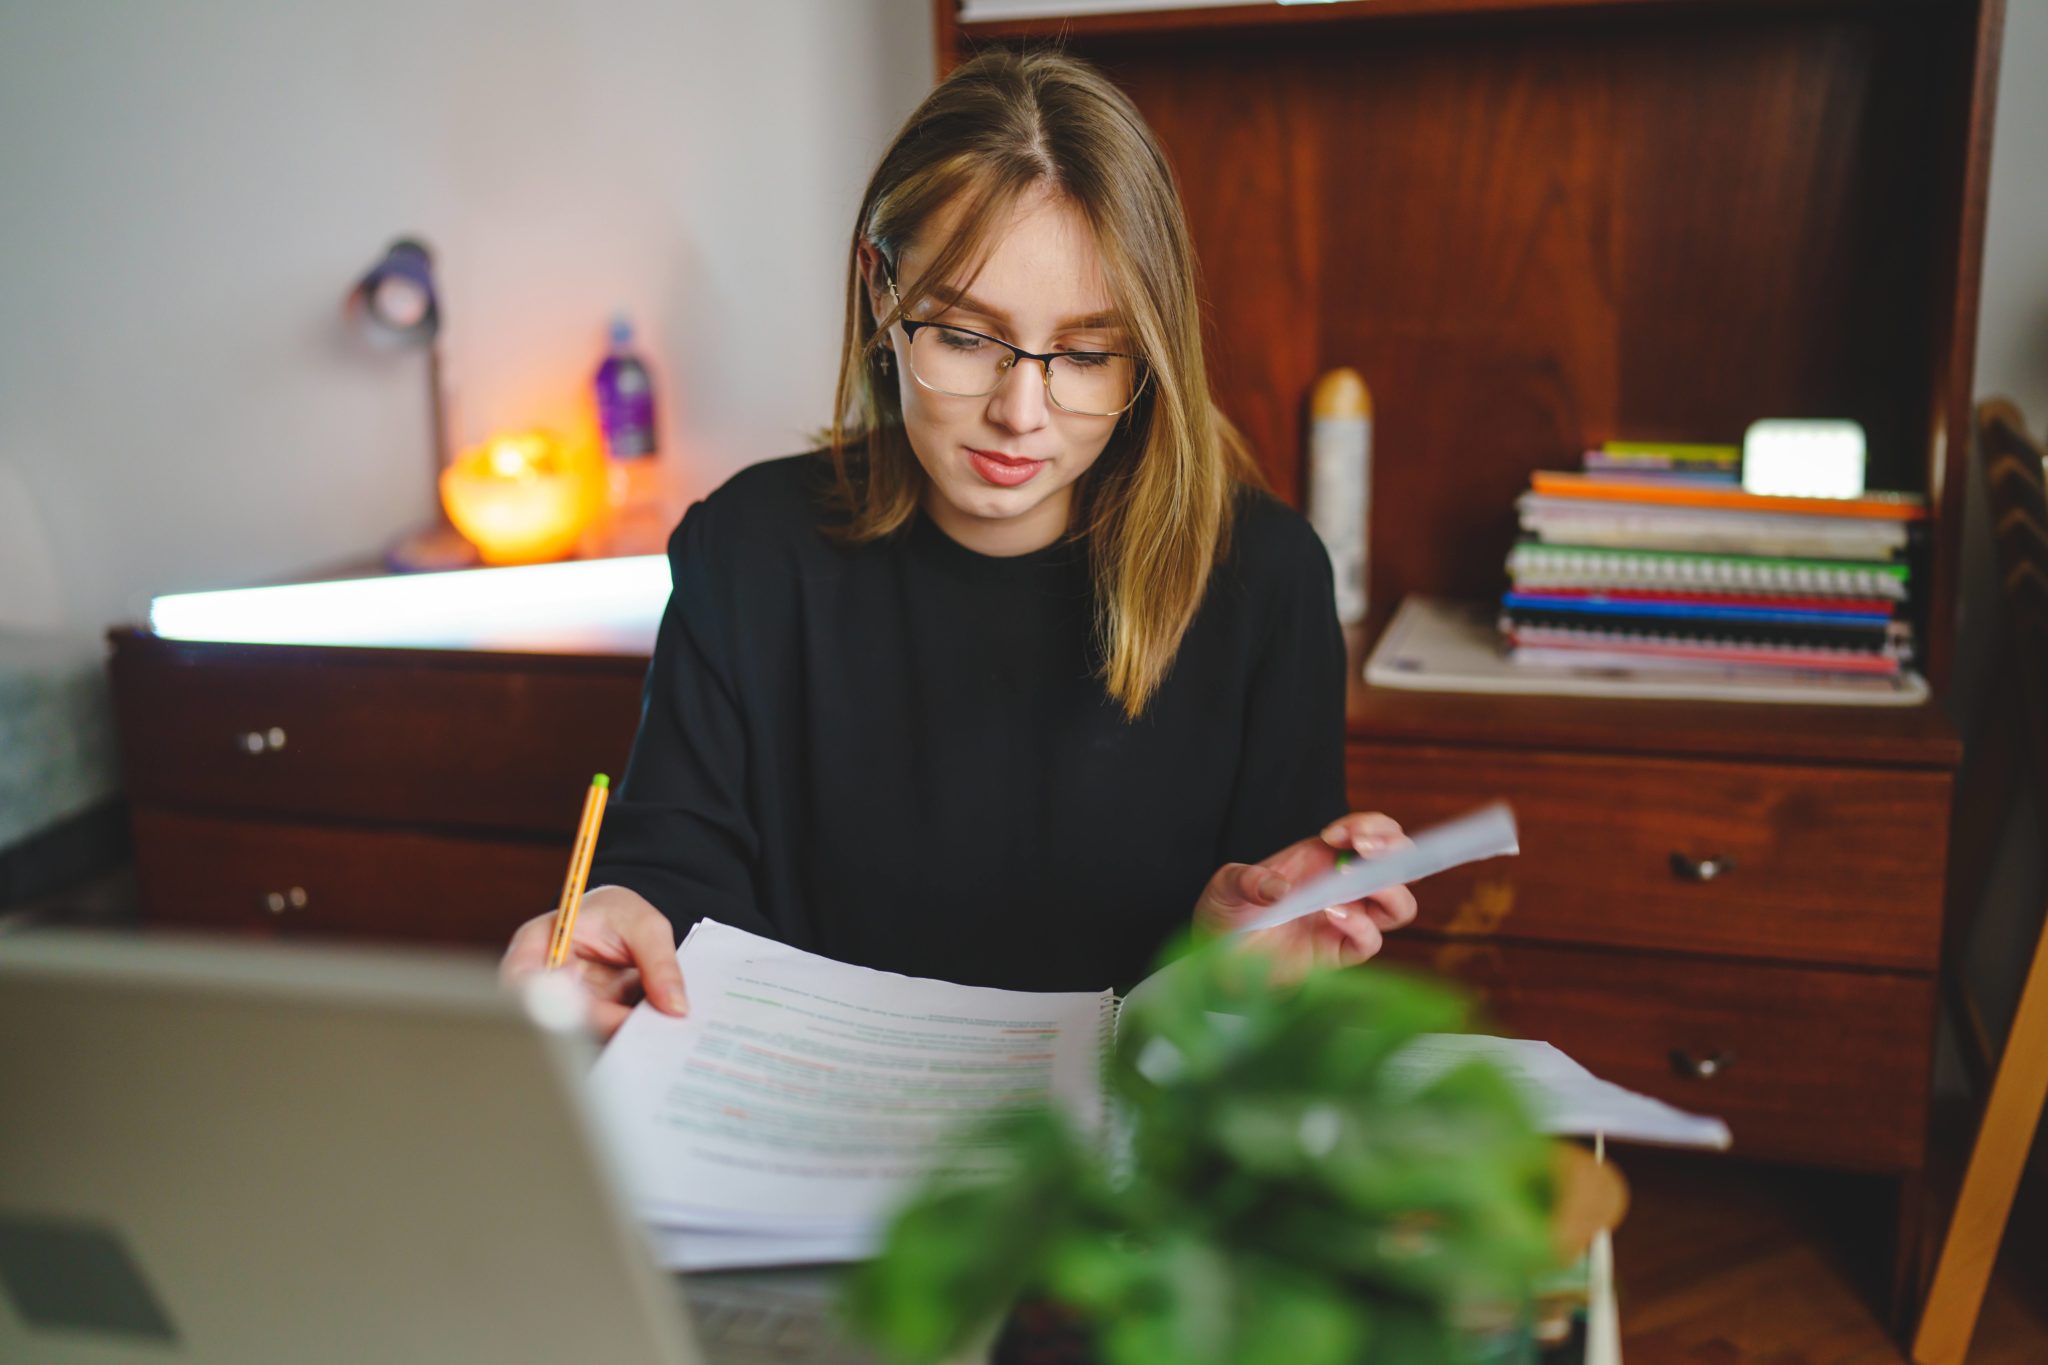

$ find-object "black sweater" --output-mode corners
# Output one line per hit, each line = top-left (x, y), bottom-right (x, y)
(588, 452), (1347, 993)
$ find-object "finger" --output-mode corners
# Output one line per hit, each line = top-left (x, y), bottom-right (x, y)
(1360, 883), (1419, 931)
(1196, 863), (1285, 930)
(1239, 863), (1290, 905)
(1320, 812), (1406, 854)
(1327, 908), (1385, 965)
(1259, 838), (1329, 884)
(616, 909), (689, 1015)
(500, 912), (559, 978)
(1217, 862), (1288, 909)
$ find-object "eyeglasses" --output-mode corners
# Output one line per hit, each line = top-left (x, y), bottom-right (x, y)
(885, 277), (1146, 418)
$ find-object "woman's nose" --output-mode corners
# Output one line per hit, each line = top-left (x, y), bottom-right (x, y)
(984, 357), (1050, 434)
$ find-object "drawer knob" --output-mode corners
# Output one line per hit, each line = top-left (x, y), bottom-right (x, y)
(263, 887), (309, 914)
(238, 727), (289, 755)
(1669, 851), (1735, 882)
(1671, 1049), (1734, 1080)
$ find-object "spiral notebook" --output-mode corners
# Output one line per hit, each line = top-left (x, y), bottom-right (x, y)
(1507, 543), (1910, 599)
(1517, 499), (1911, 559)
(1368, 596), (1930, 704)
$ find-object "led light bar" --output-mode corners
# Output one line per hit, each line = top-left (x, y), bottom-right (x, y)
(149, 555), (672, 655)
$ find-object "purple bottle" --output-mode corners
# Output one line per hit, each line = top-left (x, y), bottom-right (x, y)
(596, 313), (657, 457)
(595, 312), (666, 553)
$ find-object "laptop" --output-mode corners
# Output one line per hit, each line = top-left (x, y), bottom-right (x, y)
(0, 929), (881, 1365)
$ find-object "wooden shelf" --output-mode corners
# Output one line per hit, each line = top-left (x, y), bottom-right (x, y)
(952, 0), (1906, 45)
(1346, 675), (1960, 768)
(1336, 604), (1962, 767)
(109, 629), (650, 681)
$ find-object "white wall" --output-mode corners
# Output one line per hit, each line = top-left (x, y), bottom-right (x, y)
(0, 0), (931, 631)
(1975, 2), (2048, 423)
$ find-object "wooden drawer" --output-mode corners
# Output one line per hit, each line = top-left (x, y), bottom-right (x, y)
(111, 637), (645, 835)
(131, 806), (564, 947)
(1348, 743), (1949, 971)
(1380, 935), (1934, 1171)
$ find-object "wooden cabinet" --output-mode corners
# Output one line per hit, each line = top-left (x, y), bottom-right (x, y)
(1340, 683), (1957, 1177)
(116, 642), (646, 833)
(108, 632), (648, 948)
(1377, 935), (1938, 1172)
(128, 806), (569, 947)
(1348, 742), (1951, 971)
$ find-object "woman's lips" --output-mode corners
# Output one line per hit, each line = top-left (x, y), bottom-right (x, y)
(967, 447), (1046, 488)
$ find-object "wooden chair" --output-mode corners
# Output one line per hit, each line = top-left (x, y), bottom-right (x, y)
(1913, 399), (2048, 1364)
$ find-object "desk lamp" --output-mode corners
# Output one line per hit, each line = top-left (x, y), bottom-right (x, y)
(347, 238), (479, 572)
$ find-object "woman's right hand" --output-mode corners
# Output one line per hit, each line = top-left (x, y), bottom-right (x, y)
(500, 885), (690, 1041)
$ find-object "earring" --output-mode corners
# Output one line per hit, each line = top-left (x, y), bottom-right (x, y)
(878, 349), (893, 375)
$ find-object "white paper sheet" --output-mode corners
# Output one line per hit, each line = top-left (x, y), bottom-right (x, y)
(1229, 802), (1521, 936)
(647, 1224), (881, 1273)
(1386, 1034), (1732, 1150)
(591, 921), (1113, 1231)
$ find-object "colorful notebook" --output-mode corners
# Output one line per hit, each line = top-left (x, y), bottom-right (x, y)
(1529, 471), (1928, 522)
(1502, 592), (1895, 629)
(1512, 587), (1899, 615)
(1499, 605), (1907, 655)
(1516, 497), (1910, 560)
(1368, 596), (1929, 704)
(1506, 543), (1910, 599)
(1501, 624), (1906, 678)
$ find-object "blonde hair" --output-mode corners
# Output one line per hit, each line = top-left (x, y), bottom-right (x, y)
(823, 48), (1261, 720)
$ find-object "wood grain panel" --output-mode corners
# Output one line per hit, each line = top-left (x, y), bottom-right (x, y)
(1019, 0), (1962, 672)
(1350, 743), (1951, 969)
(1112, 57), (1324, 505)
(1378, 935), (1935, 1170)
(1346, 662), (1961, 768)
(131, 806), (562, 947)
(110, 633), (646, 836)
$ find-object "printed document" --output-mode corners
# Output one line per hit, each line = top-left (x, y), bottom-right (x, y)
(591, 920), (1112, 1235)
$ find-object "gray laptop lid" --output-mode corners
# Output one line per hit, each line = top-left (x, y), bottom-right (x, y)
(0, 930), (697, 1365)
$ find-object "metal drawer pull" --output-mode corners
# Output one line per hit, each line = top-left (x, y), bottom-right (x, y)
(262, 887), (309, 914)
(238, 727), (289, 755)
(1669, 851), (1734, 882)
(1671, 1049), (1734, 1079)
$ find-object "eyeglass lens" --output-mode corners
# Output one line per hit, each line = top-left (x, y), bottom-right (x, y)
(904, 324), (1136, 416)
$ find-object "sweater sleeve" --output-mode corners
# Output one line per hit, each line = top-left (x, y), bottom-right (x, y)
(586, 502), (780, 944)
(1215, 513), (1350, 866)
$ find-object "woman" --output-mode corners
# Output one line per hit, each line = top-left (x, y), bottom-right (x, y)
(502, 49), (1415, 1037)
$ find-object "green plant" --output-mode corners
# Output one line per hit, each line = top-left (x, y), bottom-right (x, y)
(845, 944), (1557, 1365)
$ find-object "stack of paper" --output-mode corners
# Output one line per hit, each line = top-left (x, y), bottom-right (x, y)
(1501, 460), (1927, 684)
(590, 918), (1727, 1273)
(590, 920), (1116, 1271)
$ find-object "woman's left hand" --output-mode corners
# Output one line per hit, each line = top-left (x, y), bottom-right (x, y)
(1192, 812), (1418, 977)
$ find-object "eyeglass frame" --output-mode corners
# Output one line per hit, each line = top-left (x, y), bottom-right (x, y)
(878, 269), (1149, 419)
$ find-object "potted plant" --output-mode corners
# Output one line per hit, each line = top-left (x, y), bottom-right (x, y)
(846, 944), (1573, 1364)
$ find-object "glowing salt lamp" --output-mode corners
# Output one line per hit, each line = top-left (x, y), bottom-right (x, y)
(439, 429), (603, 565)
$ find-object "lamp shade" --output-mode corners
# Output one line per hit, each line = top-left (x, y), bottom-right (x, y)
(439, 430), (604, 566)
(349, 238), (440, 343)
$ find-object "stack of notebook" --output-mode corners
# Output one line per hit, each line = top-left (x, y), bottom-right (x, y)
(1501, 445), (1927, 682)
